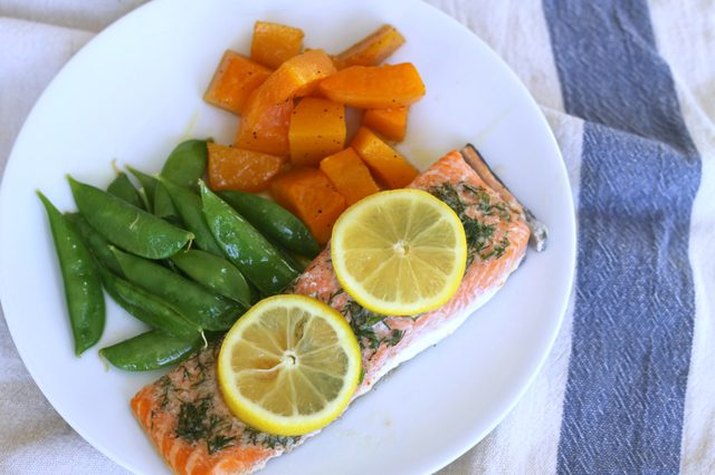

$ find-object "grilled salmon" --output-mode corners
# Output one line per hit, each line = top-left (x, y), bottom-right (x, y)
(131, 146), (537, 474)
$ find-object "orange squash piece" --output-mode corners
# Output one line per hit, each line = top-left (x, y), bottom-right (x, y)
(318, 63), (425, 109)
(334, 24), (405, 69)
(289, 97), (346, 166)
(235, 100), (293, 157)
(351, 127), (418, 189)
(270, 168), (346, 244)
(319, 148), (380, 205)
(362, 106), (408, 141)
(251, 21), (305, 69)
(235, 49), (337, 156)
(207, 142), (284, 192)
(203, 51), (272, 115)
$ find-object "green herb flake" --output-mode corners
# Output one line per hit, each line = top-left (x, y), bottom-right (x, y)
(207, 434), (236, 454)
(344, 300), (405, 351)
(157, 376), (172, 410)
(463, 220), (495, 253)
(429, 184), (466, 217)
(428, 183), (512, 265)
(386, 329), (405, 347)
(174, 396), (239, 454)
(242, 426), (298, 450)
(175, 398), (211, 443)
(481, 236), (511, 260)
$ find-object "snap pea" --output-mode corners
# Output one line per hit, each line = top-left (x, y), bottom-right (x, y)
(275, 243), (309, 273)
(107, 172), (144, 210)
(38, 192), (105, 355)
(126, 166), (180, 223)
(68, 176), (193, 259)
(100, 330), (201, 371)
(158, 178), (223, 255)
(98, 266), (200, 337)
(111, 247), (242, 331)
(161, 139), (208, 189)
(64, 215), (197, 334)
(199, 181), (300, 295)
(171, 249), (253, 307)
(292, 253), (313, 272)
(260, 239), (307, 275)
(219, 190), (319, 258)
(153, 181), (181, 223)
(64, 212), (122, 275)
(127, 166), (157, 212)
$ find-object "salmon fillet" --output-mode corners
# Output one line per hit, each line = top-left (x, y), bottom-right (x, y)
(131, 148), (532, 474)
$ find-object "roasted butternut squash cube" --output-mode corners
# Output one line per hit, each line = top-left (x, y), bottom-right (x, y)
(334, 24), (405, 69)
(362, 106), (408, 141)
(203, 50), (272, 115)
(351, 127), (418, 189)
(319, 148), (380, 205)
(289, 97), (346, 166)
(318, 63), (425, 109)
(270, 168), (346, 244)
(207, 142), (284, 192)
(251, 21), (305, 69)
(235, 100), (293, 157)
(235, 49), (337, 156)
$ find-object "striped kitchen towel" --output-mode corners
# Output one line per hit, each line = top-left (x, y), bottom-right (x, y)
(437, 0), (715, 473)
(0, 0), (713, 473)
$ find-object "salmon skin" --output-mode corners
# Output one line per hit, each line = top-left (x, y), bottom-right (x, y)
(131, 147), (536, 474)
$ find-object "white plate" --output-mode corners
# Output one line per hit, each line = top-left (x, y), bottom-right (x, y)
(0, 0), (575, 473)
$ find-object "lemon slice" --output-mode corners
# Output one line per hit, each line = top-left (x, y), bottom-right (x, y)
(217, 295), (361, 436)
(331, 189), (467, 315)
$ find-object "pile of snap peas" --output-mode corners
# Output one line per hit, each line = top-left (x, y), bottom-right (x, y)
(38, 139), (319, 371)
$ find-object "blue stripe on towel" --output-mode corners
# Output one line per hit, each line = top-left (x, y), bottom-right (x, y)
(542, 0), (701, 472)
